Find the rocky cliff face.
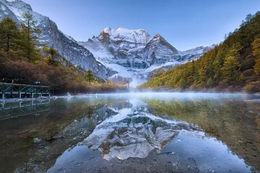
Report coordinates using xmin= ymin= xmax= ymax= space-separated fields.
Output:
xmin=0 ymin=0 xmax=115 ymax=79
xmin=142 ymin=33 xmax=180 ymax=66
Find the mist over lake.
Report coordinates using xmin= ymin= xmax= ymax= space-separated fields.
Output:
xmin=1 ymin=92 xmax=260 ymax=172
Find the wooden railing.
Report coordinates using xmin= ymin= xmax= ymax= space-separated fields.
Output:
xmin=0 ymin=82 xmax=50 ymax=100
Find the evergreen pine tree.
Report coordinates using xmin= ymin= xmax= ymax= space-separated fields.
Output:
xmin=84 ymin=70 xmax=94 ymax=83
xmin=0 ymin=17 xmax=21 ymax=59
xmin=44 ymin=47 xmax=60 ymax=67
xmin=252 ymin=38 xmax=260 ymax=76
xmin=20 ymin=12 xmax=41 ymax=62
xmin=221 ymin=56 xmax=241 ymax=83
xmin=206 ymin=77 xmax=214 ymax=87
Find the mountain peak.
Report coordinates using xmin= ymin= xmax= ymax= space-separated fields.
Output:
xmin=103 ymin=27 xmax=112 ymax=33
xmin=145 ymin=33 xmax=179 ymax=55
xmin=155 ymin=33 xmax=161 ymax=37
xmin=102 ymin=27 xmax=148 ymax=34
xmin=1 ymin=0 xmax=33 ymax=20
xmin=99 ymin=27 xmax=151 ymax=45
xmin=151 ymin=33 xmax=166 ymax=42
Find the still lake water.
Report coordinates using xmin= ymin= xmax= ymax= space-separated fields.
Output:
xmin=0 ymin=92 xmax=260 ymax=173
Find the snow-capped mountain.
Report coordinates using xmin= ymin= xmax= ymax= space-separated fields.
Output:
xmin=0 ymin=0 xmax=213 ymax=85
xmin=97 ymin=27 xmax=152 ymax=68
xmin=0 ymin=0 xmax=115 ymax=79
xmin=79 ymin=27 xmax=214 ymax=87
xmin=79 ymin=28 xmax=183 ymax=68
xmin=101 ymin=27 xmax=151 ymax=45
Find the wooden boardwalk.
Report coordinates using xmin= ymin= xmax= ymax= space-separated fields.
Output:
xmin=0 ymin=82 xmax=50 ymax=100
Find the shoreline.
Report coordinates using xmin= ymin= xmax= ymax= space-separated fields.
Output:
xmin=138 ymin=88 xmax=260 ymax=95
xmin=1 ymin=91 xmax=259 ymax=104
xmin=0 ymin=97 xmax=50 ymax=104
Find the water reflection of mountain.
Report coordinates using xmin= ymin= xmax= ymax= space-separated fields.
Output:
xmin=144 ymin=98 xmax=260 ymax=170
xmin=1 ymin=96 xmax=260 ymax=172
xmin=83 ymin=109 xmax=197 ymax=161
xmin=8 ymin=98 xmax=198 ymax=172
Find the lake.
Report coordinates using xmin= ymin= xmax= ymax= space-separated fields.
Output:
xmin=0 ymin=92 xmax=260 ymax=173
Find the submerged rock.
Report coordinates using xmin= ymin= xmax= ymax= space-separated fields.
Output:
xmin=33 ymin=138 xmax=42 ymax=144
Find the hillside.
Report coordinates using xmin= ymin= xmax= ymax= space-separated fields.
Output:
xmin=140 ymin=12 xmax=260 ymax=93
xmin=0 ymin=0 xmax=114 ymax=79
xmin=0 ymin=16 xmax=126 ymax=94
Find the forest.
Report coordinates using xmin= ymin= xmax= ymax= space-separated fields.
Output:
xmin=0 ymin=13 xmax=126 ymax=94
xmin=140 ymin=12 xmax=260 ymax=93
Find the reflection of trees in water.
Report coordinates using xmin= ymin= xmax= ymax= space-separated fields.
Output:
xmin=143 ymin=98 xmax=260 ymax=170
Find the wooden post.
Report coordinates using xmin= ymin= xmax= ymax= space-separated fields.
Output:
xmin=11 ymin=84 xmax=13 ymax=98
xmin=19 ymin=85 xmax=21 ymax=99
xmin=31 ymin=87 xmax=33 ymax=99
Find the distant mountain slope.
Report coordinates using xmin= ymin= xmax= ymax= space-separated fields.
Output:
xmin=0 ymin=0 xmax=115 ymax=79
xmin=141 ymin=33 xmax=181 ymax=66
xmin=140 ymin=12 xmax=260 ymax=93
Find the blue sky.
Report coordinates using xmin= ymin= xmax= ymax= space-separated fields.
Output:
xmin=23 ymin=0 xmax=260 ymax=50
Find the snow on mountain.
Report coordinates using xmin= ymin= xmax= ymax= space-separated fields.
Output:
xmin=64 ymin=33 xmax=77 ymax=42
xmin=180 ymin=45 xmax=215 ymax=56
xmin=0 ymin=0 xmax=115 ymax=79
xmin=98 ymin=27 xmax=152 ymax=65
xmin=102 ymin=27 xmax=151 ymax=45
xmin=78 ymin=37 xmax=114 ymax=64
xmin=79 ymin=27 xmax=214 ymax=87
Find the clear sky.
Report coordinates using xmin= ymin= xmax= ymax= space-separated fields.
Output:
xmin=23 ymin=0 xmax=260 ymax=50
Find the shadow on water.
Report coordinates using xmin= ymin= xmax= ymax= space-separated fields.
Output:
xmin=0 ymin=93 xmax=259 ymax=172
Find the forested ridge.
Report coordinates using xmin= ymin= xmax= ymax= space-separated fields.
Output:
xmin=0 ymin=13 xmax=126 ymax=94
xmin=140 ymin=12 xmax=260 ymax=93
